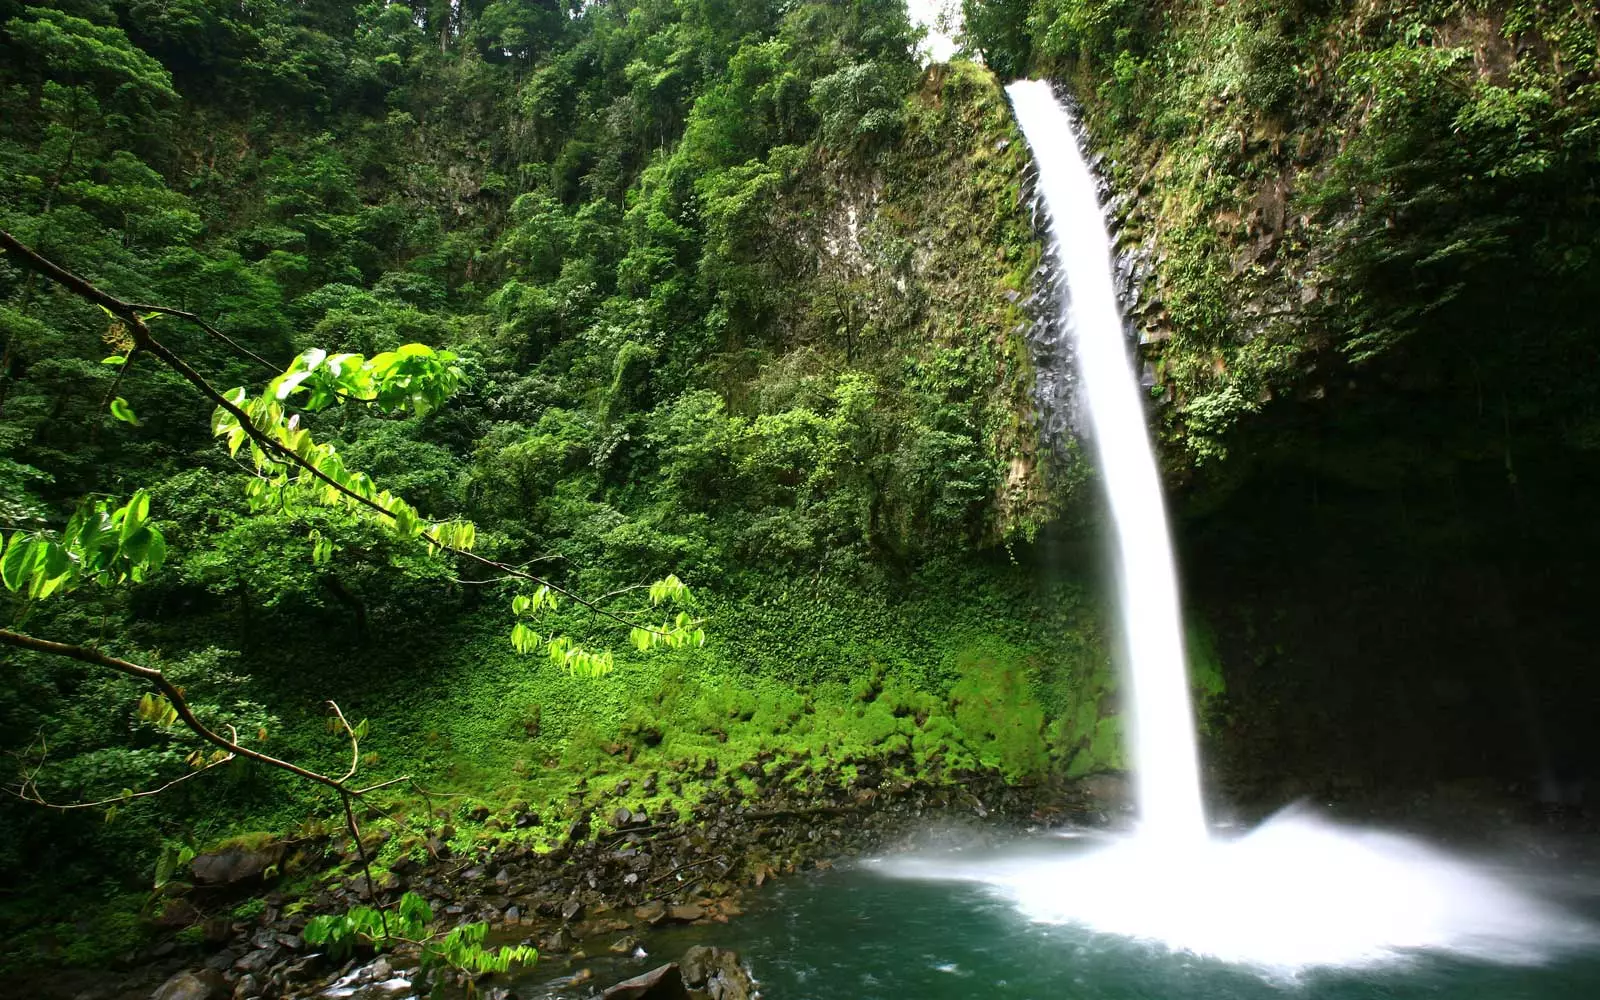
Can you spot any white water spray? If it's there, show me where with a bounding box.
[878,80,1596,975]
[1006,79,1204,843]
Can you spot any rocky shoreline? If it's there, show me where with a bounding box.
[71,755,1096,1000]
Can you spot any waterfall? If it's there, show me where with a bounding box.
[878,77,1594,974]
[1005,80,1205,843]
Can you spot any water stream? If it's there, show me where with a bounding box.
[1005,79,1206,844]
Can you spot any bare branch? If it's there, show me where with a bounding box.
[127,303,279,373]
[327,701,361,784]
[6,752,233,810]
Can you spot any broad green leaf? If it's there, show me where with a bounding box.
[121,491,150,540]
[144,529,167,573]
[271,370,313,401]
[1,534,37,591]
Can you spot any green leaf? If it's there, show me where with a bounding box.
[121,491,151,541]
[143,528,167,574]
[1,534,37,592]
[101,355,126,365]
[510,622,540,654]
[109,397,140,426]
[398,892,433,925]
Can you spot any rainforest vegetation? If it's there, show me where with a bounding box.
[1,0,1596,989]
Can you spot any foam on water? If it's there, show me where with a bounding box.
[881,808,1596,974]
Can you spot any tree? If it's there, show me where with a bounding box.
[0,229,700,974]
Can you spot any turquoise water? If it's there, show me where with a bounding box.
[512,833,1600,1000]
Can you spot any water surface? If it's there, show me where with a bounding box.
[514,831,1600,999]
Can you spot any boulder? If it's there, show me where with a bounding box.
[665,904,704,923]
[600,963,691,1000]
[152,898,204,929]
[540,927,573,953]
[190,844,282,886]
[151,969,226,1000]
[680,947,755,1000]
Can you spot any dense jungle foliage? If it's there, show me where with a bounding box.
[0,0,1108,970]
[2,0,1596,978]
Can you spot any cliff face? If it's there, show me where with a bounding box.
[965,0,1596,463]
[695,61,1065,552]
[959,0,1600,794]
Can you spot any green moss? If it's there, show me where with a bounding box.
[1065,715,1125,779]
[947,641,1050,780]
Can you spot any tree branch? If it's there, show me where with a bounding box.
[127,302,279,373]
[6,730,235,811]
[0,228,673,636]
[0,628,350,795]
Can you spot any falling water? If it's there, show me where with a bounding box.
[1005,79,1205,842]
[875,80,1597,976]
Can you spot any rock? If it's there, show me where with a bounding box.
[706,950,755,1000]
[681,947,754,1000]
[633,900,667,925]
[608,935,639,954]
[191,844,282,886]
[153,898,204,929]
[560,898,584,922]
[232,949,275,975]
[231,974,259,1000]
[540,927,573,953]
[514,811,539,829]
[271,951,331,983]
[665,904,704,923]
[570,968,594,986]
[202,949,234,972]
[680,946,715,986]
[600,963,690,1000]
[152,969,226,1000]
